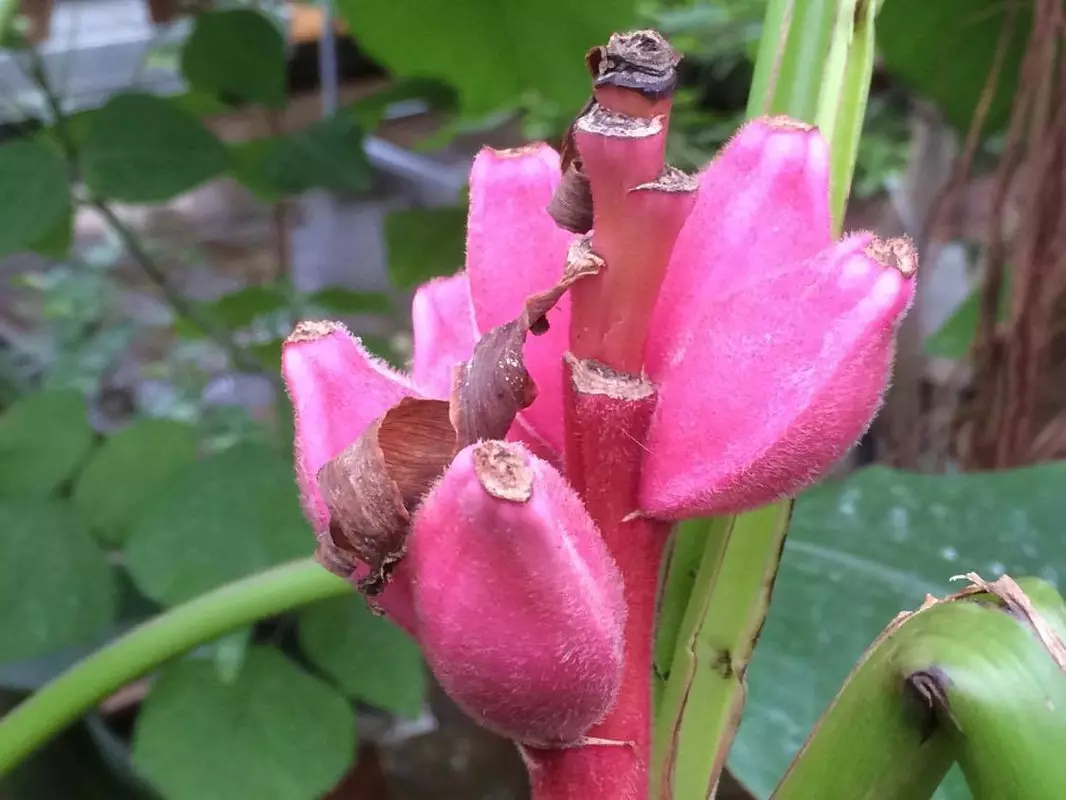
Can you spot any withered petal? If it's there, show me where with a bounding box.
[378,398,458,510]
[316,397,456,593]
[451,242,603,447]
[548,162,594,234]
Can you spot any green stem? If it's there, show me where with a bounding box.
[815,0,879,228]
[0,559,350,777]
[773,576,1066,799]
[652,517,728,711]
[651,505,791,798]
[771,604,955,800]
[895,578,1066,800]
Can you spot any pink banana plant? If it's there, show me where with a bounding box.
[282,30,916,800]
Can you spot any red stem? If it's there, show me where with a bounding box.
[523,357,669,800]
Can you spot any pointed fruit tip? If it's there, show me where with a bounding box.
[763,115,816,132]
[631,165,698,194]
[866,236,919,278]
[473,441,533,502]
[576,104,664,139]
[286,319,347,344]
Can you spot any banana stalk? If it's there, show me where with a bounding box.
[772,574,1066,799]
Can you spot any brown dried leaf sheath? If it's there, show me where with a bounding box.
[317,398,455,593]
[312,253,602,591]
[451,240,604,446]
[589,30,681,100]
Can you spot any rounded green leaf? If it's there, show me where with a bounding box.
[305,288,392,316]
[82,93,230,202]
[265,113,371,195]
[0,390,94,498]
[336,0,639,115]
[231,114,371,198]
[299,595,427,718]
[181,9,287,109]
[123,443,309,605]
[385,207,466,289]
[132,647,355,800]
[0,499,116,662]
[73,419,200,547]
[0,139,71,256]
[27,203,74,260]
[730,463,1066,799]
[229,137,285,202]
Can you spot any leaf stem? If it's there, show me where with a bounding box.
[89,199,266,376]
[0,559,350,776]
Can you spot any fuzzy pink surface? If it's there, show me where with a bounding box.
[410,272,478,398]
[407,443,625,744]
[641,233,915,517]
[646,117,833,376]
[281,323,415,531]
[465,145,576,451]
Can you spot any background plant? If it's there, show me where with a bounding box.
[0,0,1063,799]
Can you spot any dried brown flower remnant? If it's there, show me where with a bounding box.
[554,30,682,234]
[554,31,677,236]
[548,163,594,234]
[313,254,604,589]
[473,441,534,502]
[865,236,919,277]
[451,247,602,446]
[588,29,682,102]
[317,398,455,592]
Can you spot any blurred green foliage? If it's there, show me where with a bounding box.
[0,1,1055,798]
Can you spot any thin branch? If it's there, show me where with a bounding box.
[23,44,270,378]
[90,201,265,375]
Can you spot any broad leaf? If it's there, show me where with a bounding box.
[264,113,372,195]
[82,93,230,202]
[132,647,354,800]
[0,499,116,662]
[878,0,1031,134]
[385,206,466,289]
[0,139,71,256]
[304,288,392,316]
[230,137,285,202]
[730,462,1066,799]
[249,339,285,373]
[181,9,287,109]
[208,284,290,327]
[27,204,74,260]
[212,627,253,686]
[123,444,309,605]
[172,284,292,340]
[299,594,427,718]
[348,78,458,130]
[335,0,639,116]
[73,419,200,547]
[232,113,372,198]
[0,390,94,498]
